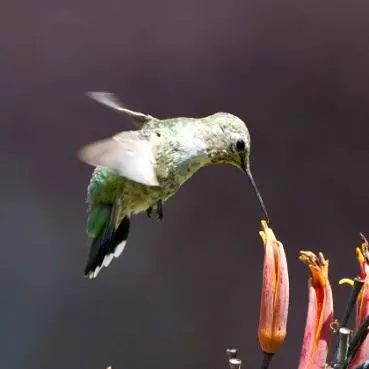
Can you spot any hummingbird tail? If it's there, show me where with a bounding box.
[84,211,131,279]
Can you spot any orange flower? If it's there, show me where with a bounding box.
[298,251,333,369]
[258,220,289,355]
[349,236,369,368]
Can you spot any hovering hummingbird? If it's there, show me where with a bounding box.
[78,92,269,279]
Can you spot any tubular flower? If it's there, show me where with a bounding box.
[258,220,289,355]
[298,251,333,369]
[349,236,369,368]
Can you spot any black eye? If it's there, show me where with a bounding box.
[235,138,246,152]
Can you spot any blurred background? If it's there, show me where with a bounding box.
[2,0,369,368]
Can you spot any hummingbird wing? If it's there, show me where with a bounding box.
[87,91,154,127]
[78,131,159,187]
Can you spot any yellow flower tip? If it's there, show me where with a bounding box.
[260,219,268,229]
[299,251,328,268]
[259,231,266,244]
[356,247,365,264]
[259,220,278,245]
[356,233,369,266]
[299,251,318,266]
[339,278,355,287]
[299,251,328,286]
[318,252,328,266]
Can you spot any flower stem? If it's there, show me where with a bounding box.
[332,327,351,368]
[343,315,369,368]
[341,278,364,328]
[260,352,274,369]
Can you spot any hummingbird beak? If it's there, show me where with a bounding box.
[242,158,269,223]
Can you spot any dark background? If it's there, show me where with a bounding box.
[2,0,369,368]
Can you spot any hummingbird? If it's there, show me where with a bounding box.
[78,92,269,279]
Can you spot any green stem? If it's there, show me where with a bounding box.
[341,278,364,328]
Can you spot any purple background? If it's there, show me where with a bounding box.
[2,0,369,368]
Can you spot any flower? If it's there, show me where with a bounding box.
[298,251,333,369]
[258,220,289,356]
[348,236,369,368]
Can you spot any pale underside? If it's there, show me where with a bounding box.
[87,166,180,225]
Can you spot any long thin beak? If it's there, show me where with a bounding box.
[246,168,270,223]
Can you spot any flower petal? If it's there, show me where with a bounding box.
[298,251,333,369]
[258,220,289,354]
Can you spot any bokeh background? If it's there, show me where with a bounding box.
[2,0,369,368]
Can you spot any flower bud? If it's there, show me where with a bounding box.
[298,251,333,369]
[258,220,289,355]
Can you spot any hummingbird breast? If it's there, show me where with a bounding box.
[88,167,178,222]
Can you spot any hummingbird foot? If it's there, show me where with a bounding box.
[146,200,163,221]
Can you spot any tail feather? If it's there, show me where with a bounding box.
[84,206,130,279]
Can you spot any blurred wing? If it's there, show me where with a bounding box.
[87,91,154,126]
[78,132,159,187]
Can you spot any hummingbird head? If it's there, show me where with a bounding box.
[204,112,251,169]
[205,112,269,222]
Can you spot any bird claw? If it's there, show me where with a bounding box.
[146,200,163,221]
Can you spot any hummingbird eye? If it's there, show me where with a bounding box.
[235,138,246,152]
